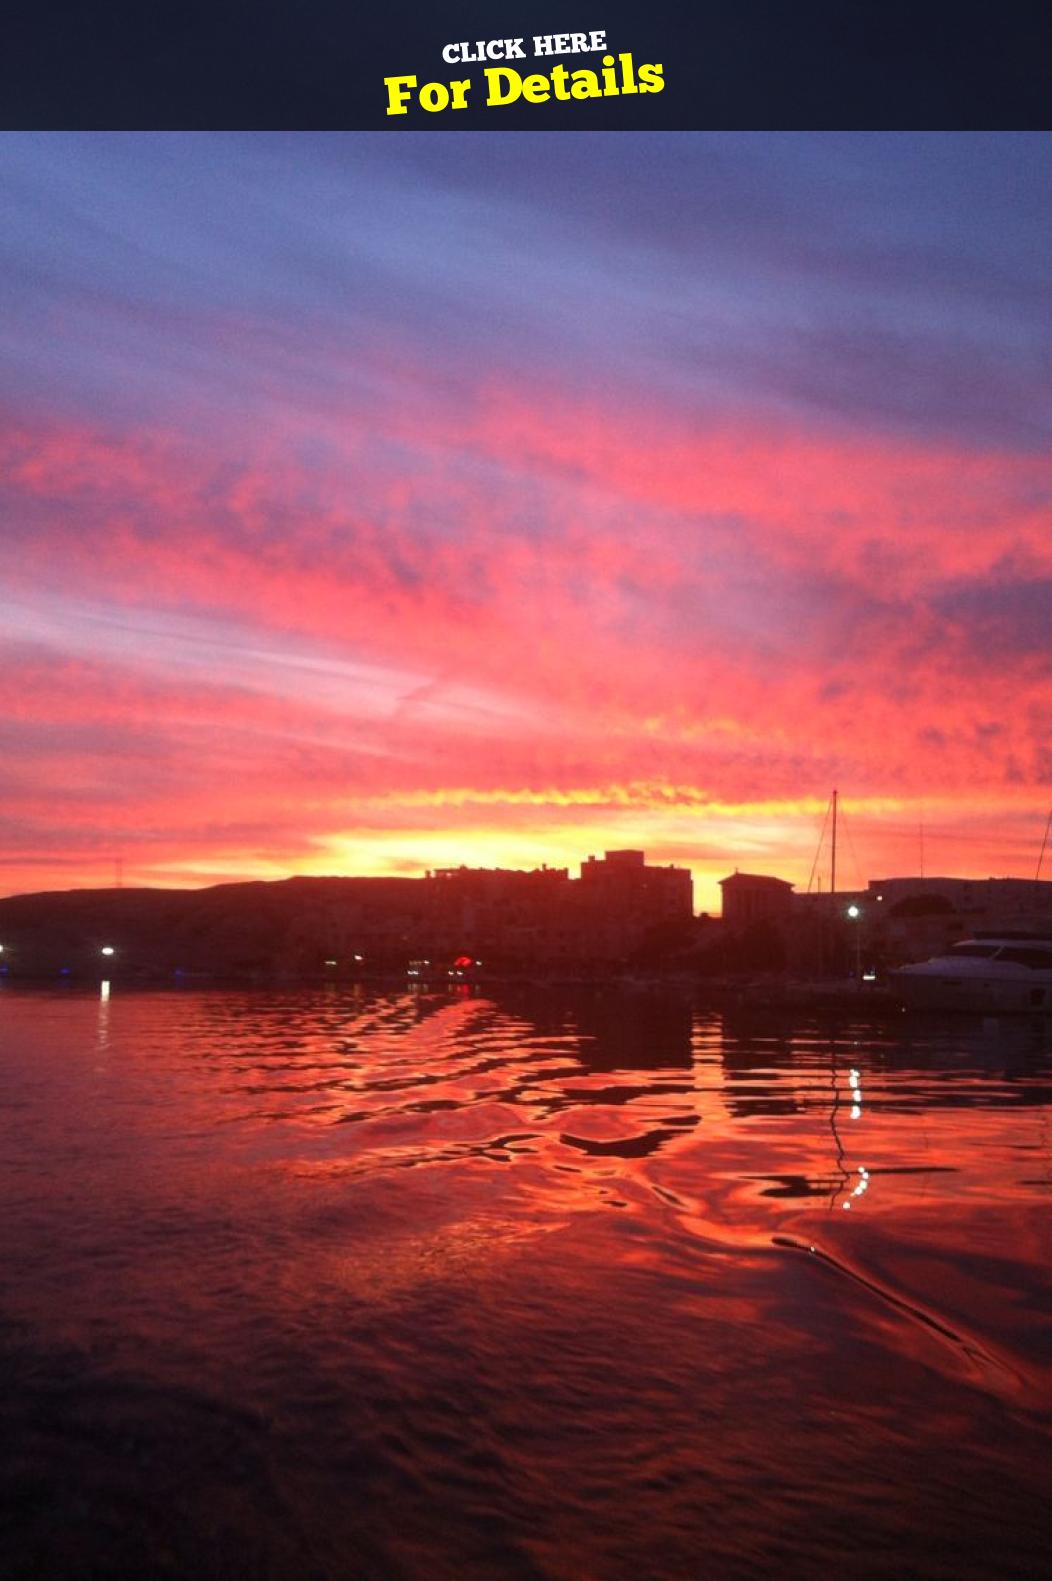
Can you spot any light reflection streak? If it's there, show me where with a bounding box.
[96,978,111,1060]
[829,1052,871,1213]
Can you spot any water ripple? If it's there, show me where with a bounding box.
[1,984,1051,1578]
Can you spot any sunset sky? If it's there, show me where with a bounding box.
[2,132,1050,912]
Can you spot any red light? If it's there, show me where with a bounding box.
[454,954,474,970]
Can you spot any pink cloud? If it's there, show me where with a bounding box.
[2,371,1050,903]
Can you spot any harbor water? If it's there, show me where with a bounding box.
[1,984,1050,1579]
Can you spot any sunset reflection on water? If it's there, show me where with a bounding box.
[1,984,1050,1579]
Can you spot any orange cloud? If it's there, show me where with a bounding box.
[2,370,1050,904]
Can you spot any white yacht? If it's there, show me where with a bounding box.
[891,932,1052,1012]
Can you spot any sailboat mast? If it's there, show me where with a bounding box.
[1036,808,1052,882]
[831,788,838,897]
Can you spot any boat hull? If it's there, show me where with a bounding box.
[891,967,1052,1013]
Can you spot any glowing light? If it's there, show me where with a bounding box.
[100,979,110,1001]
[847,904,860,919]
[101,945,115,957]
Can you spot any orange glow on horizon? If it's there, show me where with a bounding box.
[5,788,1050,917]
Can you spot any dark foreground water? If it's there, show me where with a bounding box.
[1,985,1050,1580]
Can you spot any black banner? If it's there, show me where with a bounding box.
[4,0,1051,129]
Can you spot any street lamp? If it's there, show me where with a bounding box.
[101,945,115,957]
[846,906,861,979]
